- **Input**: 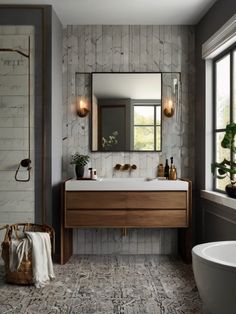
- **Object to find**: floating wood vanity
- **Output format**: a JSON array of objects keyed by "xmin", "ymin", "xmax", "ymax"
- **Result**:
[{"xmin": 61, "ymin": 178, "xmax": 192, "ymax": 264}]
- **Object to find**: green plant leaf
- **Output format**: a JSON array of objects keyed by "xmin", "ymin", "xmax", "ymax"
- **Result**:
[{"xmin": 212, "ymin": 122, "xmax": 236, "ymax": 182}]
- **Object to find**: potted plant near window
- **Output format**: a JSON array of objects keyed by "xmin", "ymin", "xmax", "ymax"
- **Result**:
[
  {"xmin": 211, "ymin": 122, "xmax": 236, "ymax": 198},
  {"xmin": 71, "ymin": 153, "xmax": 90, "ymax": 179}
]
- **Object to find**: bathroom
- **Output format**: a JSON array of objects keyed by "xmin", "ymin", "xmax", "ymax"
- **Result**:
[{"xmin": 0, "ymin": 0, "xmax": 236, "ymax": 313}]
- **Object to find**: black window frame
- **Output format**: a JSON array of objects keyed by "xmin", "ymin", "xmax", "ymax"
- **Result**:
[
  {"xmin": 132, "ymin": 100, "xmax": 162, "ymax": 151},
  {"xmin": 213, "ymin": 43, "xmax": 236, "ymax": 192}
]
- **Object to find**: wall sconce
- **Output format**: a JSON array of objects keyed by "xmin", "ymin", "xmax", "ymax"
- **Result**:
[
  {"xmin": 76, "ymin": 96, "xmax": 89, "ymax": 117},
  {"xmin": 163, "ymin": 78, "xmax": 179, "ymax": 118}
]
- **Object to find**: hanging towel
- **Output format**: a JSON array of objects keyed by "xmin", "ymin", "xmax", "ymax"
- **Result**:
[{"xmin": 25, "ymin": 231, "xmax": 55, "ymax": 288}]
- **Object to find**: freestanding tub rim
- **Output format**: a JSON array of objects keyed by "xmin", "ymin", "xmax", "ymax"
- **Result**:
[{"xmin": 192, "ymin": 241, "xmax": 236, "ymax": 269}]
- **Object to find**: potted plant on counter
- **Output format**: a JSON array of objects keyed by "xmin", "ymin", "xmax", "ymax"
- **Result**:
[
  {"xmin": 70, "ymin": 153, "xmax": 90, "ymax": 179},
  {"xmin": 211, "ymin": 122, "xmax": 236, "ymax": 198}
]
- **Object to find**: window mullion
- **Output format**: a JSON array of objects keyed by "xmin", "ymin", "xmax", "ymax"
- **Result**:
[{"xmin": 213, "ymin": 58, "xmax": 217, "ymax": 190}]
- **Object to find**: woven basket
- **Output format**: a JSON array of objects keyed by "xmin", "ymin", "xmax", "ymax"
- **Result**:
[{"xmin": 1, "ymin": 223, "xmax": 54, "ymax": 285}]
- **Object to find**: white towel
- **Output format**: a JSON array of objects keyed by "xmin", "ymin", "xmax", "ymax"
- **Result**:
[{"xmin": 26, "ymin": 232, "xmax": 55, "ymax": 288}]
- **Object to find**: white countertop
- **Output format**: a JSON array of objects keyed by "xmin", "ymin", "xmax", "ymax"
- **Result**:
[{"xmin": 65, "ymin": 178, "xmax": 189, "ymax": 191}]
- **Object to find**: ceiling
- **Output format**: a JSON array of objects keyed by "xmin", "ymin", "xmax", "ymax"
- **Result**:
[{"xmin": 0, "ymin": 0, "xmax": 218, "ymax": 26}]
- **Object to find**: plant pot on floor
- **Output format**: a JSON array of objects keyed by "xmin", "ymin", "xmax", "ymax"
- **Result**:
[
  {"xmin": 75, "ymin": 165, "xmax": 84, "ymax": 179},
  {"xmin": 225, "ymin": 183, "xmax": 236, "ymax": 199}
]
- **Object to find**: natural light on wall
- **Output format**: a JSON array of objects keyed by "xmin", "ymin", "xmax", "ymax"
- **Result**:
[{"xmin": 214, "ymin": 54, "xmax": 231, "ymax": 191}]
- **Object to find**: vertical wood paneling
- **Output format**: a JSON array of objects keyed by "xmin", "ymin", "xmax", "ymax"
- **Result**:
[
  {"xmin": 85, "ymin": 25, "xmax": 95, "ymax": 73},
  {"xmin": 152, "ymin": 25, "xmax": 160, "ymax": 72},
  {"xmin": 130, "ymin": 25, "xmax": 140, "ymax": 72},
  {"xmin": 140, "ymin": 26, "xmax": 148, "ymax": 72},
  {"xmin": 147, "ymin": 25, "xmax": 153, "ymax": 72},
  {"xmin": 63, "ymin": 25, "xmax": 195, "ymax": 255},
  {"xmin": 102, "ymin": 25, "xmax": 113, "ymax": 72},
  {"xmin": 112, "ymin": 26, "xmax": 122, "ymax": 72},
  {"xmin": 159, "ymin": 25, "xmax": 164, "ymax": 71},
  {"xmin": 77, "ymin": 25, "xmax": 85, "ymax": 72},
  {"xmin": 121, "ymin": 25, "xmax": 129, "ymax": 72},
  {"xmin": 95, "ymin": 25, "xmax": 103, "ymax": 72},
  {"xmin": 163, "ymin": 26, "xmax": 172, "ymax": 72}
]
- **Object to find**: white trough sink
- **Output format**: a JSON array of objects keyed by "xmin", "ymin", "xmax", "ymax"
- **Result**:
[{"xmin": 65, "ymin": 177, "xmax": 188, "ymax": 191}]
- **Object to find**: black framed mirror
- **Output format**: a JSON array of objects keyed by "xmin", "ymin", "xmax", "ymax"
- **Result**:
[
  {"xmin": 75, "ymin": 71, "xmax": 181, "ymax": 153},
  {"xmin": 91, "ymin": 72, "xmax": 162, "ymax": 152}
]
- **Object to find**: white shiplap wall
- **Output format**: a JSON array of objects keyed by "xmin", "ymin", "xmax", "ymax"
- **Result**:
[
  {"xmin": 63, "ymin": 25, "xmax": 195, "ymax": 254},
  {"xmin": 0, "ymin": 26, "xmax": 35, "ymax": 242}
]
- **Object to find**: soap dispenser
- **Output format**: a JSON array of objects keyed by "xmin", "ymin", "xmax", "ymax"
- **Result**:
[{"xmin": 169, "ymin": 157, "xmax": 177, "ymax": 180}]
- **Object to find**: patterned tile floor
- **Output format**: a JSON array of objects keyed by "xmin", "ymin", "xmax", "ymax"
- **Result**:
[{"xmin": 0, "ymin": 255, "xmax": 202, "ymax": 314}]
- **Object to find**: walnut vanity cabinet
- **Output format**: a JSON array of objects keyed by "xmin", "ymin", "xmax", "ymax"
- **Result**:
[{"xmin": 61, "ymin": 180, "xmax": 192, "ymax": 264}]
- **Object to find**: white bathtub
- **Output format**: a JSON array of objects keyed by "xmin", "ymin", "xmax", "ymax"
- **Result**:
[{"xmin": 192, "ymin": 241, "xmax": 236, "ymax": 314}]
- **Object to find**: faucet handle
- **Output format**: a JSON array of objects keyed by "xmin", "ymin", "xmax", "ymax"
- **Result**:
[
  {"xmin": 131, "ymin": 164, "xmax": 137, "ymax": 170},
  {"xmin": 123, "ymin": 164, "xmax": 131, "ymax": 170},
  {"xmin": 114, "ymin": 164, "xmax": 122, "ymax": 170}
]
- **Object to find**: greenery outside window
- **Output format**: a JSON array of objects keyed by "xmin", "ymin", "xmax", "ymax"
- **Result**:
[
  {"xmin": 132, "ymin": 101, "xmax": 161, "ymax": 151},
  {"xmin": 213, "ymin": 44, "xmax": 236, "ymax": 192}
]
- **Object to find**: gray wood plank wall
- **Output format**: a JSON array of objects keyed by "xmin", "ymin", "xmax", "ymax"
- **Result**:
[
  {"xmin": 63, "ymin": 25, "xmax": 195, "ymax": 254},
  {"xmin": 0, "ymin": 26, "xmax": 35, "ymax": 243}
]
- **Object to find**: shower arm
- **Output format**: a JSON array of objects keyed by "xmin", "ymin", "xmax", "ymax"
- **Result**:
[{"xmin": 0, "ymin": 37, "xmax": 31, "ymax": 182}]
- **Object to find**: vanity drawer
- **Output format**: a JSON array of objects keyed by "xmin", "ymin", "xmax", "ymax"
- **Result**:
[
  {"xmin": 65, "ymin": 209, "xmax": 188, "ymax": 228},
  {"xmin": 65, "ymin": 191, "xmax": 187, "ymax": 210}
]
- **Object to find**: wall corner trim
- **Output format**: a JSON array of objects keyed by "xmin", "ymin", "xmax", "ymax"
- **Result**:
[{"xmin": 202, "ymin": 13, "xmax": 236, "ymax": 59}]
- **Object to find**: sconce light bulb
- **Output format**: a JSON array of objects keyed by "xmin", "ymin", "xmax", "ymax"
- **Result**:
[
  {"xmin": 76, "ymin": 97, "xmax": 89, "ymax": 117},
  {"xmin": 80, "ymin": 100, "xmax": 85, "ymax": 109},
  {"xmin": 163, "ymin": 99, "xmax": 175, "ymax": 118}
]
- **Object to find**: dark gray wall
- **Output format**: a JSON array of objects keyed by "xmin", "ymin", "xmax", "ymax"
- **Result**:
[
  {"xmin": 51, "ymin": 9, "xmax": 63, "ymax": 257},
  {"xmin": 0, "ymin": 5, "xmax": 52, "ymax": 225},
  {"xmin": 0, "ymin": 5, "xmax": 63, "ymax": 260},
  {"xmin": 202, "ymin": 199, "xmax": 236, "ymax": 242},
  {"xmin": 195, "ymin": 0, "xmax": 236, "ymax": 242}
]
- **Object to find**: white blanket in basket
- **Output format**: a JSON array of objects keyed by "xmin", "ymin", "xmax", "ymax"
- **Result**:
[{"xmin": 25, "ymin": 232, "xmax": 55, "ymax": 288}]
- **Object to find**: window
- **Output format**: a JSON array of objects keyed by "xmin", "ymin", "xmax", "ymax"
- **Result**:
[
  {"xmin": 213, "ymin": 44, "xmax": 236, "ymax": 191},
  {"xmin": 132, "ymin": 101, "xmax": 161, "ymax": 151}
]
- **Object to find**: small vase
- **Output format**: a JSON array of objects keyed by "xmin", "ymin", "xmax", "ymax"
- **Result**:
[
  {"xmin": 225, "ymin": 183, "xmax": 236, "ymax": 198},
  {"xmin": 75, "ymin": 165, "xmax": 84, "ymax": 179}
]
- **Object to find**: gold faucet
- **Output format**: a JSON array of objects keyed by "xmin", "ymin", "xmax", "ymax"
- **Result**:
[
  {"xmin": 114, "ymin": 164, "xmax": 122, "ymax": 170},
  {"xmin": 114, "ymin": 164, "xmax": 137, "ymax": 171}
]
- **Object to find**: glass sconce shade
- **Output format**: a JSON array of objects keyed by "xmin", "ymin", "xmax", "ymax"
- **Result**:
[
  {"xmin": 163, "ymin": 99, "xmax": 175, "ymax": 117},
  {"xmin": 76, "ymin": 96, "xmax": 89, "ymax": 117},
  {"xmin": 163, "ymin": 78, "xmax": 179, "ymax": 118}
]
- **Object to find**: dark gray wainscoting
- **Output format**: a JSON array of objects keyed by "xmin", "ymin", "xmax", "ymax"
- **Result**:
[{"xmin": 201, "ymin": 198, "xmax": 236, "ymax": 242}]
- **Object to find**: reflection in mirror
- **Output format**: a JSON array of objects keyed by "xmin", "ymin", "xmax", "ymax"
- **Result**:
[{"xmin": 91, "ymin": 73, "xmax": 162, "ymax": 152}]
